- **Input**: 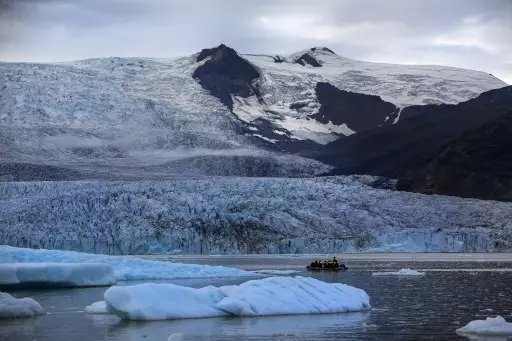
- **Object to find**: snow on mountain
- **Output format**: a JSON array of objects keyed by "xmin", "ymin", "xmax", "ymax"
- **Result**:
[
  {"xmin": 0, "ymin": 45, "xmax": 506, "ymax": 180},
  {"xmin": 1, "ymin": 176, "xmax": 511, "ymax": 255},
  {"xmin": 0, "ymin": 54, "xmax": 329, "ymax": 179}
]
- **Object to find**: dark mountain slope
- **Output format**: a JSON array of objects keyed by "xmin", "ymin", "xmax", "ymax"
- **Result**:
[
  {"xmin": 310, "ymin": 86, "xmax": 512, "ymax": 177},
  {"xmin": 313, "ymin": 82, "xmax": 398, "ymax": 132},
  {"xmin": 396, "ymin": 110, "xmax": 512, "ymax": 201},
  {"xmin": 193, "ymin": 44, "xmax": 261, "ymax": 110}
]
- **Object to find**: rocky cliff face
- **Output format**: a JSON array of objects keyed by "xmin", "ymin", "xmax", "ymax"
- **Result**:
[{"xmin": 397, "ymin": 110, "xmax": 512, "ymax": 201}]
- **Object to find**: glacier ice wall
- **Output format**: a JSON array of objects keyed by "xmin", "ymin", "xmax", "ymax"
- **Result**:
[{"xmin": 1, "ymin": 176, "xmax": 511, "ymax": 254}]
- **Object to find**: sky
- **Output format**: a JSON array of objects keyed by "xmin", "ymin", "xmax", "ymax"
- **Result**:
[{"xmin": 0, "ymin": 0, "xmax": 511, "ymax": 84}]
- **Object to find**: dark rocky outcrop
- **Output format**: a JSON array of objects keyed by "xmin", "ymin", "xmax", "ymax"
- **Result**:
[
  {"xmin": 295, "ymin": 53, "xmax": 322, "ymax": 67},
  {"xmin": 397, "ymin": 110, "xmax": 512, "ymax": 201},
  {"xmin": 312, "ymin": 82, "xmax": 398, "ymax": 132},
  {"xmin": 193, "ymin": 44, "xmax": 261, "ymax": 110},
  {"xmin": 310, "ymin": 86, "xmax": 512, "ymax": 178}
]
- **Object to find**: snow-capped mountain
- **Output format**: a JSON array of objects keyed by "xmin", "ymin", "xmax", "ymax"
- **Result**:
[{"xmin": 0, "ymin": 44, "xmax": 507, "ymax": 180}]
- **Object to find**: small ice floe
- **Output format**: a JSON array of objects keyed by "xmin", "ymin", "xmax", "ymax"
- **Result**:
[
  {"xmin": 372, "ymin": 268, "xmax": 425, "ymax": 276},
  {"xmin": 167, "ymin": 333, "xmax": 184, "ymax": 341},
  {"xmin": 362, "ymin": 323, "xmax": 378, "ymax": 329},
  {"xmin": 104, "ymin": 276, "xmax": 370, "ymax": 320},
  {"xmin": 0, "ymin": 291, "xmax": 45, "ymax": 318},
  {"xmin": 84, "ymin": 301, "xmax": 110, "ymax": 314},
  {"xmin": 456, "ymin": 316, "xmax": 512, "ymax": 336},
  {"xmin": 253, "ymin": 269, "xmax": 300, "ymax": 275}
]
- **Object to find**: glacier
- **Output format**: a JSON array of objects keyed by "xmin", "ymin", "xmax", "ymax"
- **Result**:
[
  {"xmin": 0, "ymin": 291, "xmax": 45, "ymax": 318},
  {"xmin": 1, "ymin": 176, "xmax": 511, "ymax": 254},
  {"xmin": 103, "ymin": 276, "xmax": 370, "ymax": 320},
  {"xmin": 0, "ymin": 246, "xmax": 253, "ymax": 280},
  {"xmin": 0, "ymin": 262, "xmax": 116, "ymax": 288},
  {"xmin": 0, "ymin": 46, "xmax": 506, "ymax": 180}
]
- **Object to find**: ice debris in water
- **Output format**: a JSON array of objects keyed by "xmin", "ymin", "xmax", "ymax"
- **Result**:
[
  {"xmin": 167, "ymin": 333, "xmax": 184, "ymax": 341},
  {"xmin": 253, "ymin": 269, "xmax": 300, "ymax": 275},
  {"xmin": 371, "ymin": 268, "xmax": 425, "ymax": 276},
  {"xmin": 84, "ymin": 301, "xmax": 110, "ymax": 314},
  {"xmin": 0, "ymin": 291, "xmax": 45, "ymax": 318},
  {"xmin": 104, "ymin": 276, "xmax": 371, "ymax": 320},
  {"xmin": 456, "ymin": 316, "xmax": 512, "ymax": 336}
]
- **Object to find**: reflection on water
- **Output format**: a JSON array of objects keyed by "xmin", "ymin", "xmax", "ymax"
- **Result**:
[{"xmin": 2, "ymin": 258, "xmax": 512, "ymax": 341}]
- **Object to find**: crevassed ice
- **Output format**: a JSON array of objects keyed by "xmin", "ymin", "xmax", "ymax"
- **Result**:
[{"xmin": 104, "ymin": 276, "xmax": 371, "ymax": 320}]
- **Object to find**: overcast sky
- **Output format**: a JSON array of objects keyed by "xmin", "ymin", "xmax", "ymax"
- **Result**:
[{"xmin": 0, "ymin": 0, "xmax": 510, "ymax": 83}]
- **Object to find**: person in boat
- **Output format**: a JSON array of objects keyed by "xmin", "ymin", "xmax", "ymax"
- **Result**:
[{"xmin": 332, "ymin": 256, "xmax": 339, "ymax": 268}]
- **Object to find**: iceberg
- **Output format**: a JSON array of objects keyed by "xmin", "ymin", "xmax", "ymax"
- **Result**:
[
  {"xmin": 371, "ymin": 268, "xmax": 425, "ymax": 276},
  {"xmin": 0, "ymin": 246, "xmax": 253, "ymax": 281},
  {"xmin": 0, "ymin": 263, "xmax": 116, "ymax": 288},
  {"xmin": 84, "ymin": 301, "xmax": 110, "ymax": 314},
  {"xmin": 456, "ymin": 316, "xmax": 512, "ymax": 336},
  {"xmin": 104, "ymin": 276, "xmax": 371, "ymax": 320},
  {"xmin": 0, "ymin": 291, "xmax": 45, "ymax": 318}
]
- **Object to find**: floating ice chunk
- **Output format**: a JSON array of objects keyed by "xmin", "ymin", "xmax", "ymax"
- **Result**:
[
  {"xmin": 84, "ymin": 301, "xmax": 110, "ymax": 314},
  {"xmin": 104, "ymin": 276, "xmax": 370, "ymax": 320},
  {"xmin": 0, "ymin": 263, "xmax": 116, "ymax": 288},
  {"xmin": 253, "ymin": 269, "xmax": 300, "ymax": 275},
  {"xmin": 362, "ymin": 323, "xmax": 378, "ymax": 329},
  {"xmin": 372, "ymin": 268, "xmax": 425, "ymax": 276},
  {"xmin": 456, "ymin": 316, "xmax": 512, "ymax": 336},
  {"xmin": 0, "ymin": 291, "xmax": 45, "ymax": 318},
  {"xmin": 167, "ymin": 333, "xmax": 184, "ymax": 341},
  {"xmin": 0, "ymin": 246, "xmax": 253, "ymax": 281}
]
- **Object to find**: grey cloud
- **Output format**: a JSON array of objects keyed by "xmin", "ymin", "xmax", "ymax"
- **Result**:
[{"xmin": 0, "ymin": 0, "xmax": 510, "ymax": 83}]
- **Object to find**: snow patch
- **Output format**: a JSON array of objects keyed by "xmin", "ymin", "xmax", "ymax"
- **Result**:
[
  {"xmin": 0, "ymin": 291, "xmax": 45, "ymax": 318},
  {"xmin": 372, "ymin": 268, "xmax": 425, "ymax": 276},
  {"xmin": 84, "ymin": 301, "xmax": 110, "ymax": 314},
  {"xmin": 456, "ymin": 316, "xmax": 512, "ymax": 336},
  {"xmin": 0, "ymin": 263, "xmax": 116, "ymax": 287},
  {"xmin": 104, "ymin": 276, "xmax": 370, "ymax": 320},
  {"xmin": 0, "ymin": 246, "xmax": 253, "ymax": 281},
  {"xmin": 251, "ymin": 134, "xmax": 278, "ymax": 143}
]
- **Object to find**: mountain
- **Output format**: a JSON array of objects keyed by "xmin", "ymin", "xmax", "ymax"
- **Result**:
[
  {"xmin": 312, "ymin": 86, "xmax": 512, "ymax": 178},
  {"xmin": 396, "ymin": 109, "xmax": 512, "ymax": 201},
  {"xmin": 0, "ymin": 44, "xmax": 507, "ymax": 180}
]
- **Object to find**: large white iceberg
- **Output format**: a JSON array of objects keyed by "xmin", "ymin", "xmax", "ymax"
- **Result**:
[
  {"xmin": 456, "ymin": 316, "xmax": 512, "ymax": 336},
  {"xmin": 372, "ymin": 268, "xmax": 425, "ymax": 276},
  {"xmin": 104, "ymin": 276, "xmax": 371, "ymax": 320},
  {"xmin": 0, "ymin": 291, "xmax": 45, "ymax": 318},
  {"xmin": 0, "ymin": 263, "xmax": 116, "ymax": 287},
  {"xmin": 0, "ymin": 246, "xmax": 253, "ymax": 281}
]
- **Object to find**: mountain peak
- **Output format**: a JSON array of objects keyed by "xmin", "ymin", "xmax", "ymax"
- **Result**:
[
  {"xmin": 196, "ymin": 43, "xmax": 239, "ymax": 62},
  {"xmin": 309, "ymin": 47, "xmax": 336, "ymax": 55}
]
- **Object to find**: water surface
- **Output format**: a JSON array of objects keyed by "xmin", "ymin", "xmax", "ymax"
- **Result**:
[{"xmin": 2, "ymin": 254, "xmax": 512, "ymax": 341}]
